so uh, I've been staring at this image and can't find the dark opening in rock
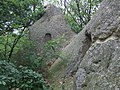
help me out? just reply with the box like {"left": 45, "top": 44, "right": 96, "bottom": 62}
{"left": 45, "top": 33, "right": 52, "bottom": 42}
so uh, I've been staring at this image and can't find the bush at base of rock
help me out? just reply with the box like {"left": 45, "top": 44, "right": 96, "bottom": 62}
{"left": 0, "top": 60, "right": 49, "bottom": 90}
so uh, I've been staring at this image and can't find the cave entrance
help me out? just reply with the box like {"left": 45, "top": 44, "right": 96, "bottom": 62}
{"left": 45, "top": 33, "right": 52, "bottom": 42}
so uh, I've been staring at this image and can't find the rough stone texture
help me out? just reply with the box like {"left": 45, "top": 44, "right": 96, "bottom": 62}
{"left": 74, "top": 0, "right": 120, "bottom": 90}
{"left": 29, "top": 4, "right": 75, "bottom": 53}
{"left": 49, "top": 1, "right": 120, "bottom": 89}
{"left": 29, "top": 1, "right": 120, "bottom": 89}
{"left": 74, "top": 68, "right": 86, "bottom": 90}
{"left": 50, "top": 28, "right": 91, "bottom": 78}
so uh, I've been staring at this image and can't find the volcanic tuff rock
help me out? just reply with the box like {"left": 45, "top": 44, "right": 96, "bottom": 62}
{"left": 29, "top": 1, "right": 120, "bottom": 90}
{"left": 50, "top": 0, "right": 120, "bottom": 90}
{"left": 29, "top": 4, "right": 75, "bottom": 53}
{"left": 74, "top": 0, "right": 120, "bottom": 89}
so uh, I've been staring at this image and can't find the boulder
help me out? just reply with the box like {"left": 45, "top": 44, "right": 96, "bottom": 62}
{"left": 29, "top": 4, "right": 75, "bottom": 53}
{"left": 74, "top": 0, "right": 120, "bottom": 89}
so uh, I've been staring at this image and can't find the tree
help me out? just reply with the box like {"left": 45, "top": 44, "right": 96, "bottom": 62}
{"left": 63, "top": 0, "right": 102, "bottom": 33}
{"left": 0, "top": 1, "right": 51, "bottom": 89}
{"left": 40, "top": 0, "right": 102, "bottom": 33}
{"left": 0, "top": 0, "right": 44, "bottom": 60}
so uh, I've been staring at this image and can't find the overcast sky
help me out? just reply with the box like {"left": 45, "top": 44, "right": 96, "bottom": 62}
{"left": 43, "top": 0, "right": 65, "bottom": 8}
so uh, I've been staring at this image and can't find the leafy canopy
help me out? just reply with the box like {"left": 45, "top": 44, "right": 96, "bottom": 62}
{"left": 0, "top": 0, "right": 44, "bottom": 60}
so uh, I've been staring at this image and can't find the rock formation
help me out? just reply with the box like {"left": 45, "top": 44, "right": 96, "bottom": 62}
{"left": 29, "top": 1, "right": 120, "bottom": 89}
{"left": 50, "top": 0, "right": 120, "bottom": 90}
{"left": 73, "top": 0, "right": 120, "bottom": 89}
{"left": 29, "top": 4, "right": 75, "bottom": 53}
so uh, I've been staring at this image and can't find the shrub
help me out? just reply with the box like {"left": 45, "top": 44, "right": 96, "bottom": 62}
{"left": 0, "top": 60, "right": 49, "bottom": 90}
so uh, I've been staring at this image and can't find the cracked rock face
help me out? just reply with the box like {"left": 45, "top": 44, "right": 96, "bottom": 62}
{"left": 74, "top": 0, "right": 120, "bottom": 90}
{"left": 75, "top": 39, "right": 120, "bottom": 90}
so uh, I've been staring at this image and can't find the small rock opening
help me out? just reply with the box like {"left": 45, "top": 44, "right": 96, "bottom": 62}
{"left": 44, "top": 33, "right": 52, "bottom": 42}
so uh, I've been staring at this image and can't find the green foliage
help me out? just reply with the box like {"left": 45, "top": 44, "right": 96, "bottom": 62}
{"left": 64, "top": 14, "right": 82, "bottom": 33}
{"left": 11, "top": 35, "right": 65, "bottom": 73}
{"left": 43, "top": 36, "right": 65, "bottom": 59}
{"left": 0, "top": 0, "right": 44, "bottom": 31}
{"left": 0, "top": 30, "right": 30, "bottom": 60}
{"left": 0, "top": 0, "right": 49, "bottom": 89}
{"left": 11, "top": 35, "right": 42, "bottom": 70}
{"left": 0, "top": 0, "right": 45, "bottom": 60}
{"left": 63, "top": 0, "right": 102, "bottom": 33}
{"left": 46, "top": 0, "right": 102, "bottom": 33}
{"left": 43, "top": 36, "right": 65, "bottom": 64}
{"left": 0, "top": 60, "right": 49, "bottom": 90}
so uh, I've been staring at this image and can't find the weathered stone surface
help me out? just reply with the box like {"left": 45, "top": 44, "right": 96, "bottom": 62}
{"left": 29, "top": 1, "right": 120, "bottom": 90}
{"left": 74, "top": 0, "right": 120, "bottom": 90}
{"left": 29, "top": 4, "right": 75, "bottom": 53}
{"left": 75, "top": 39, "right": 120, "bottom": 90}
{"left": 49, "top": 1, "right": 120, "bottom": 89}
{"left": 50, "top": 29, "right": 91, "bottom": 77}
{"left": 74, "top": 68, "right": 86, "bottom": 90}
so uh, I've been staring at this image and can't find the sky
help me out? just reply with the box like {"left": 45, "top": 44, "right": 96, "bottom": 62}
{"left": 43, "top": 0, "right": 65, "bottom": 8}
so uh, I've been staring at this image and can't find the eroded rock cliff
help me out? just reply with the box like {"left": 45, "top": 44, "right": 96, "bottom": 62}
{"left": 74, "top": 0, "right": 120, "bottom": 89}
{"left": 29, "top": 1, "right": 120, "bottom": 89}
{"left": 50, "top": 0, "right": 120, "bottom": 90}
